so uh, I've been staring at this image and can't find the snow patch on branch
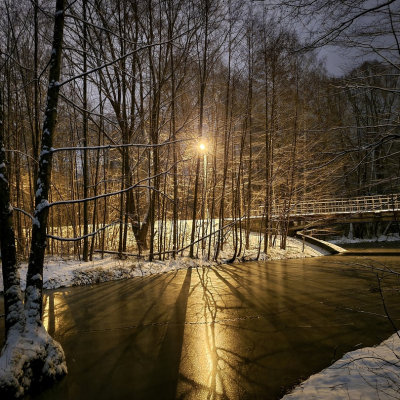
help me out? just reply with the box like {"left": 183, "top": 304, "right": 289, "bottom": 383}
{"left": 0, "top": 173, "right": 8, "bottom": 183}
{"left": 31, "top": 274, "right": 42, "bottom": 282}
{"left": 48, "top": 80, "right": 60, "bottom": 89}
{"left": 36, "top": 200, "right": 49, "bottom": 213}
{"left": 39, "top": 149, "right": 50, "bottom": 158}
{"left": 5, "top": 285, "right": 20, "bottom": 297}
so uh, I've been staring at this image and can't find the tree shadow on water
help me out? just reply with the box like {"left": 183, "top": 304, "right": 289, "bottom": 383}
{"left": 176, "top": 267, "right": 273, "bottom": 400}
{"left": 24, "top": 270, "right": 192, "bottom": 400}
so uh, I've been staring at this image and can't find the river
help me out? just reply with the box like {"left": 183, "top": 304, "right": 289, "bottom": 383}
{"left": 1, "top": 242, "right": 400, "bottom": 399}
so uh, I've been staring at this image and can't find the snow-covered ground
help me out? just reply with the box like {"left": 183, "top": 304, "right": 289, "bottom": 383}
{"left": 282, "top": 331, "right": 400, "bottom": 399}
{"left": 0, "top": 235, "right": 332, "bottom": 293}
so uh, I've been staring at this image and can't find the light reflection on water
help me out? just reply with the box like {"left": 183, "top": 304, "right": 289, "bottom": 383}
{"left": 179, "top": 268, "right": 226, "bottom": 397}
{"left": 43, "top": 291, "right": 72, "bottom": 336}
{"left": 177, "top": 252, "right": 400, "bottom": 399}
{"left": 42, "top": 294, "right": 49, "bottom": 332}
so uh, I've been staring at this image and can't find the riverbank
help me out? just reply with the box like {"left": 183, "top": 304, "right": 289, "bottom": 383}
{"left": 282, "top": 238, "right": 400, "bottom": 400}
{"left": 282, "top": 329, "right": 400, "bottom": 399}
{"left": 329, "top": 233, "right": 400, "bottom": 245}
{"left": 0, "top": 234, "right": 342, "bottom": 293}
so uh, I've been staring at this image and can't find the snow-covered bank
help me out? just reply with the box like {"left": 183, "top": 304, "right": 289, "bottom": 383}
{"left": 282, "top": 331, "right": 400, "bottom": 399}
{"left": 281, "top": 235, "right": 400, "bottom": 399}
{"left": 0, "top": 236, "right": 336, "bottom": 293}
{"left": 330, "top": 233, "right": 400, "bottom": 245}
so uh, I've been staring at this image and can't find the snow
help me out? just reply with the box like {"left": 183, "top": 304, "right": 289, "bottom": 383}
{"left": 0, "top": 291, "right": 67, "bottom": 397}
{"left": 0, "top": 173, "right": 8, "bottom": 183}
{"left": 32, "top": 218, "right": 40, "bottom": 228}
{"left": 39, "top": 149, "right": 50, "bottom": 157}
{"left": 35, "top": 200, "right": 49, "bottom": 213}
{"left": 282, "top": 332, "right": 400, "bottom": 399}
{"left": 330, "top": 233, "right": 400, "bottom": 245}
{"left": 0, "top": 235, "right": 335, "bottom": 293}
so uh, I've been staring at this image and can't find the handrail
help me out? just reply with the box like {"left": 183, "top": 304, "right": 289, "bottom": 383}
{"left": 253, "top": 194, "right": 400, "bottom": 218}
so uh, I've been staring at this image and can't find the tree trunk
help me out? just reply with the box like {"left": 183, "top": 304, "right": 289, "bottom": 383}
{"left": 82, "top": 0, "right": 89, "bottom": 261}
{"left": 0, "top": 1, "right": 67, "bottom": 396}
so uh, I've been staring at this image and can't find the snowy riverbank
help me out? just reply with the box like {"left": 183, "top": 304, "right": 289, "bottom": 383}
{"left": 282, "top": 234, "right": 400, "bottom": 399}
{"left": 329, "top": 233, "right": 400, "bottom": 245}
{"left": 0, "top": 235, "right": 335, "bottom": 293}
{"left": 282, "top": 331, "right": 400, "bottom": 400}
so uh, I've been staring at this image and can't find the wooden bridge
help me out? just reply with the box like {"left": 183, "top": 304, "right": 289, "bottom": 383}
{"left": 252, "top": 194, "right": 400, "bottom": 224}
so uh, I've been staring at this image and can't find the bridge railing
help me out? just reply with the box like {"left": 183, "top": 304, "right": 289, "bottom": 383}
{"left": 254, "top": 194, "right": 400, "bottom": 218}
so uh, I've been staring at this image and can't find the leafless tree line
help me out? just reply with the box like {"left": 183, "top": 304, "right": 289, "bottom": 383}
{"left": 0, "top": 0, "right": 399, "bottom": 262}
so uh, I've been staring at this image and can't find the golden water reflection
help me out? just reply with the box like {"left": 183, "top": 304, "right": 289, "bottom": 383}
{"left": 42, "top": 291, "right": 72, "bottom": 336}
{"left": 178, "top": 267, "right": 254, "bottom": 398}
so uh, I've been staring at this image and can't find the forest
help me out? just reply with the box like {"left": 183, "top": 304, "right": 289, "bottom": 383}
{"left": 0, "top": 0, "right": 399, "bottom": 396}
{"left": 1, "top": 0, "right": 399, "bottom": 262}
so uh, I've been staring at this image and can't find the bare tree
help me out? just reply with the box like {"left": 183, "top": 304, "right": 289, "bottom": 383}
{"left": 0, "top": 0, "right": 67, "bottom": 396}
